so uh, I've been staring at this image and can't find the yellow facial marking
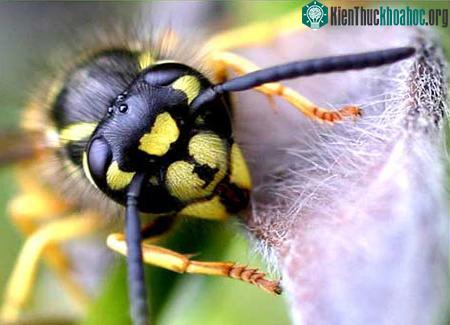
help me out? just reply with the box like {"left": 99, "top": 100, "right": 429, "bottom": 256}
{"left": 188, "top": 133, "right": 227, "bottom": 170}
{"left": 59, "top": 123, "right": 97, "bottom": 144}
{"left": 106, "top": 161, "right": 135, "bottom": 190}
{"left": 166, "top": 161, "right": 208, "bottom": 201}
{"left": 139, "top": 112, "right": 179, "bottom": 156}
{"left": 139, "top": 52, "right": 155, "bottom": 70}
{"left": 172, "top": 75, "right": 201, "bottom": 105}
{"left": 230, "top": 144, "right": 252, "bottom": 190}
{"left": 180, "top": 196, "right": 229, "bottom": 220}
{"left": 166, "top": 133, "right": 228, "bottom": 202}
{"left": 82, "top": 152, "right": 98, "bottom": 188}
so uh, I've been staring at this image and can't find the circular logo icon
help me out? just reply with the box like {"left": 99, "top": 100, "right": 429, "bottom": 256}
{"left": 302, "top": 1, "right": 329, "bottom": 30}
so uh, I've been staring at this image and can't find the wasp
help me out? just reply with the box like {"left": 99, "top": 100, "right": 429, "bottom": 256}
{"left": 0, "top": 9, "right": 415, "bottom": 325}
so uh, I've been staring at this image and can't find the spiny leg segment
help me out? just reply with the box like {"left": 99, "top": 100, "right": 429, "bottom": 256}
{"left": 106, "top": 217, "right": 281, "bottom": 295}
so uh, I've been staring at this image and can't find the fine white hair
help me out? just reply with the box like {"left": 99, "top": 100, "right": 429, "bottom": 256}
{"left": 234, "top": 27, "right": 448, "bottom": 325}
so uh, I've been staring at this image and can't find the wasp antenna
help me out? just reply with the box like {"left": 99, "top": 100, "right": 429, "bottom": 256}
{"left": 190, "top": 87, "right": 221, "bottom": 113}
{"left": 191, "top": 47, "right": 415, "bottom": 112}
{"left": 218, "top": 47, "right": 416, "bottom": 93}
{"left": 125, "top": 173, "right": 149, "bottom": 325}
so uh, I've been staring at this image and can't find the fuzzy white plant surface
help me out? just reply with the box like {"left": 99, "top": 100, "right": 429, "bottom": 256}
{"left": 233, "top": 27, "right": 448, "bottom": 325}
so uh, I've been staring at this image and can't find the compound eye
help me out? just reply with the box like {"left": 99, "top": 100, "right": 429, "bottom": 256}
{"left": 87, "top": 136, "right": 112, "bottom": 185}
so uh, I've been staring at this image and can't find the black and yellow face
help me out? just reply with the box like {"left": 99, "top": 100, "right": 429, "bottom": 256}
{"left": 82, "top": 61, "right": 251, "bottom": 217}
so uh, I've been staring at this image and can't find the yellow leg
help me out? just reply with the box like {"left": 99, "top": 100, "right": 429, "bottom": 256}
{"left": 1, "top": 203, "right": 101, "bottom": 323}
{"left": 203, "top": 11, "right": 302, "bottom": 53}
{"left": 211, "top": 51, "right": 361, "bottom": 123}
{"left": 7, "top": 169, "right": 82, "bottom": 291}
{"left": 7, "top": 194, "right": 82, "bottom": 307}
{"left": 107, "top": 233, "right": 281, "bottom": 295}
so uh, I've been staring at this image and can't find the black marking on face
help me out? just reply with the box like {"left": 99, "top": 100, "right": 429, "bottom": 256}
{"left": 193, "top": 164, "right": 219, "bottom": 189}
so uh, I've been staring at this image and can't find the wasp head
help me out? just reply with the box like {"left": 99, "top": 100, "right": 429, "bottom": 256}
{"left": 85, "top": 62, "right": 232, "bottom": 212}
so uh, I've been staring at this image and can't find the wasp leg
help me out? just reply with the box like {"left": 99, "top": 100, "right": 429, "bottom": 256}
{"left": 211, "top": 51, "right": 361, "bottom": 124}
{"left": 107, "top": 232, "right": 281, "bottom": 295}
{"left": 203, "top": 11, "right": 301, "bottom": 52}
{"left": 1, "top": 198, "right": 101, "bottom": 323}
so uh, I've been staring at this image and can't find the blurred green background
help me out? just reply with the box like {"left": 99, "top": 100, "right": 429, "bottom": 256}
{"left": 0, "top": 1, "right": 448, "bottom": 325}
